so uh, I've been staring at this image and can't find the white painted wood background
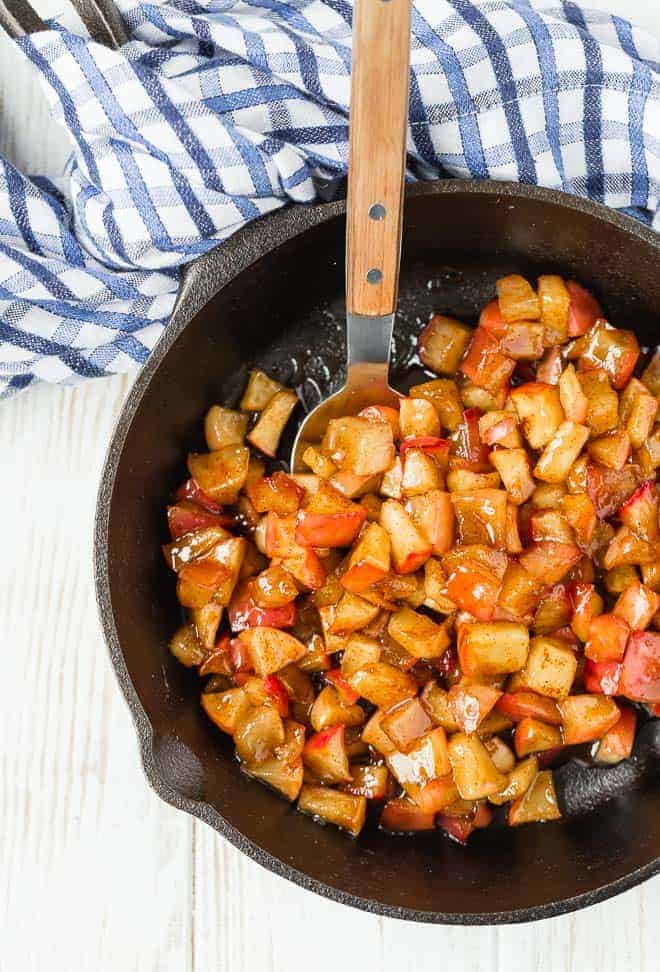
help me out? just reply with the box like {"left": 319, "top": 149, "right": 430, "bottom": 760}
{"left": 1, "top": 3, "right": 658, "bottom": 969}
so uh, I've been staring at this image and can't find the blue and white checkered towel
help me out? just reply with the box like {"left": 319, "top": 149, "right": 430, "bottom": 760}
{"left": 1, "top": 0, "right": 658, "bottom": 397}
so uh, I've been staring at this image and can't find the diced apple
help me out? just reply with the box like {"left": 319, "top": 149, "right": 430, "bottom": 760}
{"left": 202, "top": 686, "right": 252, "bottom": 735}
{"left": 619, "top": 481, "right": 658, "bottom": 542}
{"left": 380, "top": 499, "right": 432, "bottom": 574}
{"left": 516, "top": 636, "right": 578, "bottom": 698}
{"left": 577, "top": 369, "right": 619, "bottom": 436}
{"left": 566, "top": 280, "right": 603, "bottom": 337}
{"left": 295, "top": 505, "right": 366, "bottom": 549}
{"left": 518, "top": 541, "right": 582, "bottom": 584}
{"left": 514, "top": 717, "right": 562, "bottom": 758}
{"left": 614, "top": 580, "right": 660, "bottom": 631}
{"left": 404, "top": 490, "right": 455, "bottom": 558}
{"left": 409, "top": 378, "right": 463, "bottom": 432}
{"left": 558, "top": 694, "right": 620, "bottom": 744}
{"left": 460, "top": 327, "right": 515, "bottom": 396}
{"left": 500, "top": 322, "right": 545, "bottom": 361}
{"left": 572, "top": 320, "right": 639, "bottom": 390}
{"left": 538, "top": 274, "right": 570, "bottom": 344}
{"left": 561, "top": 493, "right": 597, "bottom": 548}
{"left": 584, "top": 613, "right": 630, "bottom": 663}
{"left": 240, "top": 369, "right": 283, "bottom": 410}
{"left": 456, "top": 621, "right": 529, "bottom": 676}
{"left": 169, "top": 624, "right": 205, "bottom": 668}
{"left": 244, "top": 753, "right": 303, "bottom": 802}
{"left": 358, "top": 404, "right": 401, "bottom": 441}
{"left": 529, "top": 510, "right": 575, "bottom": 545}
{"left": 450, "top": 489, "right": 508, "bottom": 547}
{"left": 322, "top": 416, "right": 395, "bottom": 476}
{"left": 536, "top": 349, "right": 563, "bottom": 389}
{"left": 247, "top": 389, "right": 298, "bottom": 457}
{"left": 204, "top": 405, "right": 248, "bottom": 451}
{"left": 583, "top": 658, "right": 622, "bottom": 695}
{"left": 297, "top": 784, "right": 366, "bottom": 836}
{"left": 400, "top": 448, "right": 442, "bottom": 497}
{"left": 496, "top": 691, "right": 561, "bottom": 725}
{"left": 399, "top": 397, "right": 441, "bottom": 439}
{"left": 508, "top": 770, "right": 561, "bottom": 825}
{"left": 302, "top": 445, "right": 337, "bottom": 478}
{"left": 330, "top": 592, "right": 379, "bottom": 635}
{"left": 478, "top": 410, "right": 522, "bottom": 448}
{"left": 558, "top": 364, "right": 588, "bottom": 423}
{"left": 497, "top": 563, "right": 544, "bottom": 621}
{"left": 449, "top": 683, "right": 502, "bottom": 733}
{"left": 418, "top": 314, "right": 473, "bottom": 376}
{"left": 450, "top": 407, "right": 492, "bottom": 472}
{"left": 594, "top": 706, "right": 637, "bottom": 764}
{"left": 479, "top": 298, "right": 507, "bottom": 335}
{"left": 302, "top": 725, "right": 352, "bottom": 783}
{"left": 533, "top": 422, "right": 589, "bottom": 484}
{"left": 238, "top": 626, "right": 306, "bottom": 676}
{"left": 448, "top": 732, "right": 508, "bottom": 800}
{"left": 380, "top": 698, "right": 433, "bottom": 752}
{"left": 387, "top": 606, "right": 450, "bottom": 659}
{"left": 445, "top": 559, "right": 501, "bottom": 621}
{"left": 603, "top": 525, "right": 656, "bottom": 571}
{"left": 309, "top": 684, "right": 365, "bottom": 732}
{"left": 510, "top": 382, "right": 564, "bottom": 450}
{"left": 489, "top": 755, "right": 539, "bottom": 806}
{"left": 348, "top": 662, "right": 417, "bottom": 710}
{"left": 167, "top": 502, "right": 230, "bottom": 541}
{"left": 234, "top": 704, "right": 285, "bottom": 764}
{"left": 187, "top": 445, "right": 250, "bottom": 504}
{"left": 569, "top": 582, "right": 604, "bottom": 641}
{"left": 489, "top": 448, "right": 535, "bottom": 505}
{"left": 496, "top": 274, "right": 540, "bottom": 322}
{"left": 380, "top": 798, "right": 435, "bottom": 831}
{"left": 620, "top": 630, "right": 660, "bottom": 703}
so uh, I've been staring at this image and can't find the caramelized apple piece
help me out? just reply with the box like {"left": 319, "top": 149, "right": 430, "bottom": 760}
{"left": 534, "top": 422, "right": 589, "bottom": 484}
{"left": 515, "top": 636, "right": 578, "bottom": 699}
{"left": 489, "top": 756, "right": 538, "bottom": 806}
{"left": 538, "top": 275, "right": 570, "bottom": 344}
{"left": 514, "top": 717, "right": 562, "bottom": 757}
{"left": 418, "top": 314, "right": 473, "bottom": 376}
{"left": 572, "top": 320, "right": 639, "bottom": 389}
{"left": 309, "top": 685, "right": 365, "bottom": 732}
{"left": 496, "top": 274, "right": 540, "bottom": 322}
{"left": 297, "top": 784, "right": 366, "bottom": 836}
{"left": 619, "top": 630, "right": 660, "bottom": 703}
{"left": 594, "top": 706, "right": 637, "bottom": 764}
{"left": 576, "top": 369, "right": 618, "bottom": 437}
{"left": 508, "top": 770, "right": 561, "bottom": 825}
{"left": 302, "top": 725, "right": 352, "bottom": 783}
{"left": 585, "top": 613, "right": 630, "bottom": 663}
{"left": 387, "top": 606, "right": 450, "bottom": 659}
{"left": 380, "top": 499, "right": 432, "bottom": 573}
{"left": 202, "top": 686, "right": 252, "bottom": 735}
{"left": 510, "top": 382, "right": 564, "bottom": 449}
{"left": 409, "top": 378, "right": 463, "bottom": 432}
{"left": 448, "top": 732, "right": 508, "bottom": 800}
{"left": 238, "top": 626, "right": 306, "bottom": 676}
{"left": 380, "top": 798, "right": 435, "bottom": 831}
{"left": 558, "top": 694, "right": 620, "bottom": 744}
{"left": 347, "top": 662, "right": 417, "bottom": 710}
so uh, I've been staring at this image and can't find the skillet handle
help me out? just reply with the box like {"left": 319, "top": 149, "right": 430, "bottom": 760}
{"left": 345, "top": 0, "right": 411, "bottom": 318}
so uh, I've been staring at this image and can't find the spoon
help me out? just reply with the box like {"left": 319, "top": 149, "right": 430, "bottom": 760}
{"left": 291, "top": 0, "right": 412, "bottom": 471}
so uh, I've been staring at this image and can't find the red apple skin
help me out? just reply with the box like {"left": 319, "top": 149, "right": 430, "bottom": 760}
{"left": 620, "top": 631, "right": 660, "bottom": 703}
{"left": 583, "top": 659, "right": 622, "bottom": 696}
{"left": 167, "top": 502, "right": 230, "bottom": 539}
{"left": 479, "top": 299, "right": 506, "bottom": 336}
{"left": 496, "top": 692, "right": 562, "bottom": 726}
{"left": 324, "top": 668, "right": 360, "bottom": 705}
{"left": 228, "top": 583, "right": 296, "bottom": 632}
{"left": 263, "top": 674, "right": 290, "bottom": 717}
{"left": 295, "top": 508, "right": 366, "bottom": 548}
{"left": 175, "top": 478, "right": 225, "bottom": 512}
{"left": 566, "top": 281, "right": 603, "bottom": 337}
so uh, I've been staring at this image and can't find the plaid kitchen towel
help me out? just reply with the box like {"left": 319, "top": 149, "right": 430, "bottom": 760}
{"left": 0, "top": 1, "right": 658, "bottom": 397}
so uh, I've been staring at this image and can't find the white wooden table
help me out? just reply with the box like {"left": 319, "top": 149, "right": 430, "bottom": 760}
{"left": 1, "top": 4, "right": 658, "bottom": 969}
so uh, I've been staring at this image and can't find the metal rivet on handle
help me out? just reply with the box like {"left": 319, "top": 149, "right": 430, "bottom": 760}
{"left": 369, "top": 203, "right": 386, "bottom": 221}
{"left": 366, "top": 268, "right": 383, "bottom": 284}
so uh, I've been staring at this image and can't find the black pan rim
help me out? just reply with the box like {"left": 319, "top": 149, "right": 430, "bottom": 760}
{"left": 94, "top": 178, "right": 660, "bottom": 925}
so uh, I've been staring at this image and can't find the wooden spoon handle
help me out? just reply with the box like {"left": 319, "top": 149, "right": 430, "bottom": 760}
{"left": 346, "top": 0, "right": 412, "bottom": 318}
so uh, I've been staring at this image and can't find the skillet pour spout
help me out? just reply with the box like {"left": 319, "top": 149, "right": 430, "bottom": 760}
{"left": 95, "top": 181, "right": 660, "bottom": 925}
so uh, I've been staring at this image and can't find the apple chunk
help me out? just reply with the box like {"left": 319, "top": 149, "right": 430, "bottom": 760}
{"left": 297, "top": 785, "right": 366, "bottom": 836}
{"left": 302, "top": 726, "right": 352, "bottom": 783}
{"left": 238, "top": 626, "right": 306, "bottom": 676}
{"left": 458, "top": 621, "right": 529, "bottom": 676}
{"left": 322, "top": 416, "right": 395, "bottom": 476}
{"left": 558, "top": 694, "right": 620, "bottom": 744}
{"left": 387, "top": 606, "right": 450, "bottom": 659}
{"left": 380, "top": 499, "right": 432, "bottom": 573}
{"left": 448, "top": 732, "right": 508, "bottom": 800}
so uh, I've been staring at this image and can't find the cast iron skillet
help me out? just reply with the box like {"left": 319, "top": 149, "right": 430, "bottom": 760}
{"left": 95, "top": 180, "right": 660, "bottom": 924}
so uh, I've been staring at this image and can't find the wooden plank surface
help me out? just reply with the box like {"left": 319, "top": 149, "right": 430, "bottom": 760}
{"left": 1, "top": 3, "right": 659, "bottom": 969}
